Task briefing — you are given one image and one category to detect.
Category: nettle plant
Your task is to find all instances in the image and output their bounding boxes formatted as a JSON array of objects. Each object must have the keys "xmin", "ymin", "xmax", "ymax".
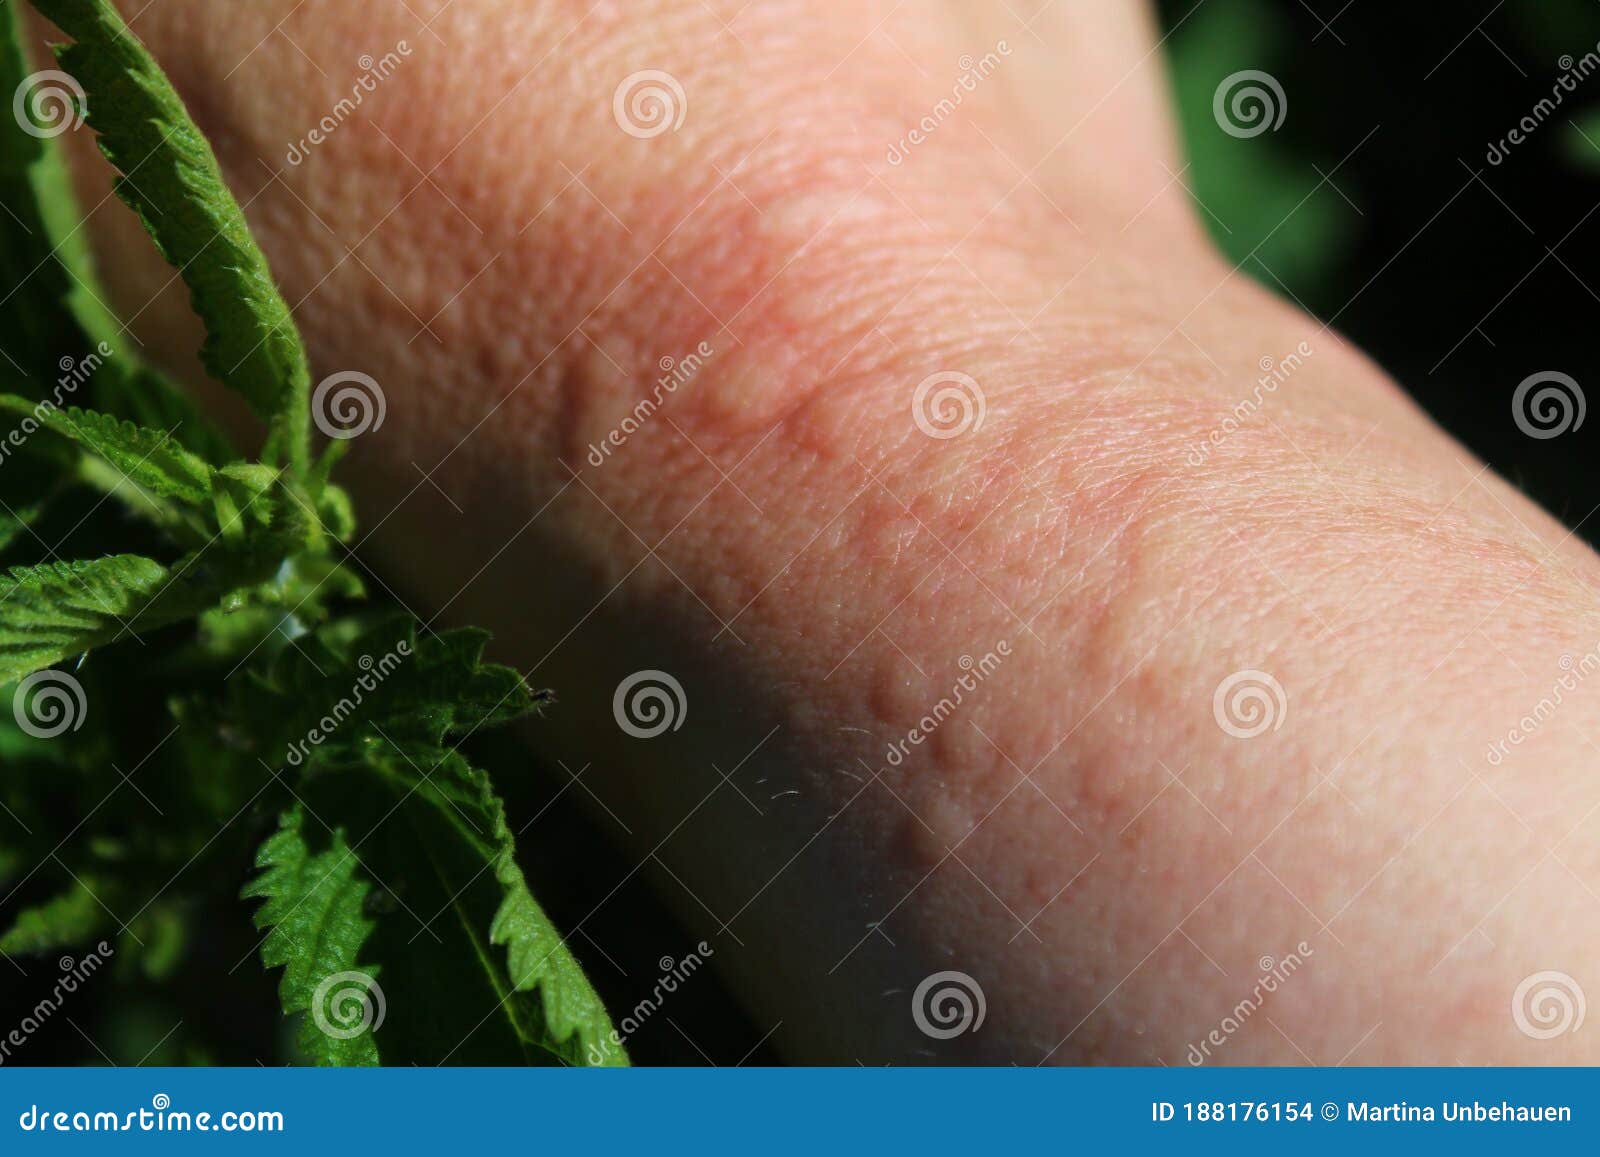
[{"xmin": 0, "ymin": 0, "xmax": 623, "ymax": 1065}]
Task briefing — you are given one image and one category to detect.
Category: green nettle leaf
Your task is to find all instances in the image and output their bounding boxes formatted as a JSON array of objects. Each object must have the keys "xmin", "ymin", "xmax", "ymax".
[
  {"xmin": 27, "ymin": 0, "xmax": 312, "ymax": 473},
  {"xmin": 0, "ymin": 554, "xmax": 169, "ymax": 681},
  {"xmin": 0, "ymin": 0, "xmax": 97, "ymax": 387},
  {"xmin": 360, "ymin": 739, "xmax": 626, "ymax": 1066},
  {"xmin": 0, "ymin": 1, "xmax": 235, "ymax": 464},
  {"xmin": 0, "ymin": 535, "xmax": 295, "ymax": 683},
  {"xmin": 0, "ymin": 872, "xmax": 109, "ymax": 953},
  {"xmin": 0, "ymin": 396, "xmax": 214, "ymax": 507},
  {"xmin": 216, "ymin": 621, "xmax": 622, "ymax": 1063},
  {"xmin": 204, "ymin": 620, "xmax": 506, "ymax": 765},
  {"xmin": 102, "ymin": 365, "xmax": 238, "ymax": 467},
  {"xmin": 0, "ymin": 0, "xmax": 626, "ymax": 1067},
  {"xmin": 242, "ymin": 806, "xmax": 382, "ymax": 1067}
]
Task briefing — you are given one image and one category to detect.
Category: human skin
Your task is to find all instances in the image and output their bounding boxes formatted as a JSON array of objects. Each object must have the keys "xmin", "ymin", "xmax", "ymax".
[{"xmin": 49, "ymin": 0, "xmax": 1600, "ymax": 1063}]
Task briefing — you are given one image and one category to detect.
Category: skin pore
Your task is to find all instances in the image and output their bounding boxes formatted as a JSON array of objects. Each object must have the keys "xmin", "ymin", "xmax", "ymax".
[{"xmin": 52, "ymin": 0, "xmax": 1600, "ymax": 1063}]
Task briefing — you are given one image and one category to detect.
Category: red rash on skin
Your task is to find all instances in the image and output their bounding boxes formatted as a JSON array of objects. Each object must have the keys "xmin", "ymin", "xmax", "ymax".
[{"xmin": 43, "ymin": 0, "xmax": 1600, "ymax": 1064}]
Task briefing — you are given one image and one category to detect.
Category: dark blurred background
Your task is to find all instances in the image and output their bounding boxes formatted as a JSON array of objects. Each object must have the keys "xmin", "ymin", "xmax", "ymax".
[{"xmin": 1159, "ymin": 0, "xmax": 1600, "ymax": 530}]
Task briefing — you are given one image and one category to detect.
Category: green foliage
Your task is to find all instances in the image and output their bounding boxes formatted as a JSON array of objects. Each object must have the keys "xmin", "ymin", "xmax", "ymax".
[
  {"xmin": 212, "ymin": 620, "xmax": 621, "ymax": 1065},
  {"xmin": 27, "ymin": 0, "xmax": 310, "ymax": 473},
  {"xmin": 0, "ymin": 398, "xmax": 214, "ymax": 507},
  {"xmin": 0, "ymin": 554, "xmax": 170, "ymax": 683},
  {"xmin": 0, "ymin": 873, "xmax": 106, "ymax": 953},
  {"xmin": 0, "ymin": 0, "xmax": 98, "ymax": 388},
  {"xmin": 242, "ymin": 808, "xmax": 380, "ymax": 1067},
  {"xmin": 0, "ymin": 0, "xmax": 623, "ymax": 1065},
  {"xmin": 0, "ymin": 1, "xmax": 232, "ymax": 464},
  {"xmin": 1164, "ymin": 0, "xmax": 1351, "ymax": 288}
]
